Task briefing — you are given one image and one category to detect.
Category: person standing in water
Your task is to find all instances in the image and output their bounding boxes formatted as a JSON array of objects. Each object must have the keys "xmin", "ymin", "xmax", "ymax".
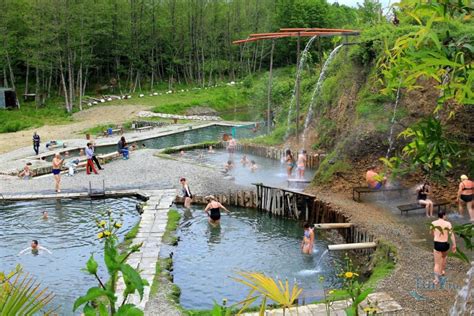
[
  {"xmin": 457, "ymin": 174, "xmax": 473, "ymax": 221},
  {"xmin": 204, "ymin": 195, "xmax": 230, "ymax": 226},
  {"xmin": 417, "ymin": 181, "xmax": 434, "ymax": 217},
  {"xmin": 297, "ymin": 150, "xmax": 307, "ymax": 179},
  {"xmin": 180, "ymin": 178, "xmax": 192, "ymax": 208},
  {"xmin": 227, "ymin": 136, "xmax": 236, "ymax": 158},
  {"xmin": 301, "ymin": 223, "xmax": 315, "ymax": 254},
  {"xmin": 18, "ymin": 240, "xmax": 52, "ymax": 255},
  {"xmin": 285, "ymin": 149, "xmax": 295, "ymax": 178},
  {"xmin": 33, "ymin": 132, "xmax": 41, "ymax": 155},
  {"xmin": 430, "ymin": 210, "xmax": 456, "ymax": 285},
  {"xmin": 52, "ymin": 153, "xmax": 64, "ymax": 193}
]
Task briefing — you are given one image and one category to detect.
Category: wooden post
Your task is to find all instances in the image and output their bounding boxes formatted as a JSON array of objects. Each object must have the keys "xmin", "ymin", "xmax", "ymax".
[
  {"xmin": 295, "ymin": 33, "xmax": 301, "ymax": 143},
  {"xmin": 267, "ymin": 40, "xmax": 275, "ymax": 134}
]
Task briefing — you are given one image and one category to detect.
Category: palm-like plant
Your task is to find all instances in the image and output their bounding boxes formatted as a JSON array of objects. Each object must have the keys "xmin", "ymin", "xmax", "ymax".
[
  {"xmin": 0, "ymin": 265, "xmax": 56, "ymax": 316},
  {"xmin": 232, "ymin": 271, "xmax": 302, "ymax": 315}
]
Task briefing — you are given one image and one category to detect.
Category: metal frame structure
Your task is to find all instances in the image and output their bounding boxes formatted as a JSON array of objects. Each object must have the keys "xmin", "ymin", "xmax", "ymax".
[{"xmin": 233, "ymin": 28, "xmax": 360, "ymax": 139}]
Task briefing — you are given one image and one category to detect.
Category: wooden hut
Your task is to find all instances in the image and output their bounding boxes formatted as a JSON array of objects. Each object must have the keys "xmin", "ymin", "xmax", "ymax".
[{"xmin": 0, "ymin": 88, "xmax": 19, "ymax": 109}]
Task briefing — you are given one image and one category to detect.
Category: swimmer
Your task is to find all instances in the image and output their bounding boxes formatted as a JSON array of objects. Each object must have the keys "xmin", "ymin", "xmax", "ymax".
[
  {"xmin": 42, "ymin": 211, "xmax": 48, "ymax": 220},
  {"xmin": 180, "ymin": 150, "xmax": 185, "ymax": 157},
  {"xmin": 250, "ymin": 160, "xmax": 258, "ymax": 172},
  {"xmin": 180, "ymin": 178, "xmax": 193, "ymax": 208},
  {"xmin": 52, "ymin": 153, "xmax": 64, "ymax": 193},
  {"xmin": 417, "ymin": 181, "xmax": 434, "ymax": 217},
  {"xmin": 366, "ymin": 165, "xmax": 386, "ymax": 189},
  {"xmin": 208, "ymin": 145, "xmax": 215, "ymax": 153},
  {"xmin": 204, "ymin": 195, "xmax": 230, "ymax": 226},
  {"xmin": 285, "ymin": 149, "xmax": 295, "ymax": 178},
  {"xmin": 457, "ymin": 175, "xmax": 474, "ymax": 221},
  {"xmin": 240, "ymin": 155, "xmax": 249, "ymax": 166},
  {"xmin": 19, "ymin": 162, "xmax": 33, "ymax": 180},
  {"xmin": 430, "ymin": 210, "xmax": 456, "ymax": 285},
  {"xmin": 18, "ymin": 240, "xmax": 52, "ymax": 255},
  {"xmin": 224, "ymin": 160, "xmax": 234, "ymax": 172},
  {"xmin": 300, "ymin": 223, "xmax": 314, "ymax": 254},
  {"xmin": 297, "ymin": 150, "xmax": 307, "ymax": 179}
]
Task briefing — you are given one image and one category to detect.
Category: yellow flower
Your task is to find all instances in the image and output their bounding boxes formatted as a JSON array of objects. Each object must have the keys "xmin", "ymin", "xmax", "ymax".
[
  {"xmin": 328, "ymin": 290, "xmax": 335, "ymax": 295},
  {"xmin": 104, "ymin": 230, "xmax": 111, "ymax": 237},
  {"xmin": 344, "ymin": 272, "xmax": 359, "ymax": 279},
  {"xmin": 114, "ymin": 222, "xmax": 122, "ymax": 229},
  {"xmin": 364, "ymin": 307, "xmax": 377, "ymax": 313},
  {"xmin": 98, "ymin": 220, "xmax": 106, "ymax": 228},
  {"xmin": 97, "ymin": 232, "xmax": 104, "ymax": 239}
]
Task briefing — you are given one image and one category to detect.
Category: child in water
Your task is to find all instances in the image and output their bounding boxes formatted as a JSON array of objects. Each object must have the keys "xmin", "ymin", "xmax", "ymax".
[
  {"xmin": 250, "ymin": 160, "xmax": 258, "ymax": 172},
  {"xmin": 301, "ymin": 223, "xmax": 314, "ymax": 254}
]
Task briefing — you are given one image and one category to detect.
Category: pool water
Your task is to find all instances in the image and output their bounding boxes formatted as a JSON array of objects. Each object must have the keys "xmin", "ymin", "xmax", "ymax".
[
  {"xmin": 0, "ymin": 198, "xmax": 140, "ymax": 315},
  {"xmin": 175, "ymin": 149, "xmax": 315, "ymax": 188},
  {"xmin": 172, "ymin": 206, "xmax": 341, "ymax": 310}
]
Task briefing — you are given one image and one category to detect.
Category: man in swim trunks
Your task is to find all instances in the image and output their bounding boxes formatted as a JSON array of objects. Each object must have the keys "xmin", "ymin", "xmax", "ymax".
[
  {"xmin": 430, "ymin": 210, "xmax": 456, "ymax": 285},
  {"xmin": 366, "ymin": 165, "xmax": 386, "ymax": 189},
  {"xmin": 204, "ymin": 195, "xmax": 230, "ymax": 226},
  {"xmin": 297, "ymin": 150, "xmax": 307, "ymax": 179},
  {"xmin": 52, "ymin": 153, "xmax": 64, "ymax": 193},
  {"xmin": 457, "ymin": 174, "xmax": 474, "ymax": 221}
]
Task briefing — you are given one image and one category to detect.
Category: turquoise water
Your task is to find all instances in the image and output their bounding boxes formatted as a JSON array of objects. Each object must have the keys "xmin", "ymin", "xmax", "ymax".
[
  {"xmin": 0, "ymin": 198, "xmax": 140, "ymax": 315},
  {"xmin": 172, "ymin": 206, "xmax": 341, "ymax": 310}
]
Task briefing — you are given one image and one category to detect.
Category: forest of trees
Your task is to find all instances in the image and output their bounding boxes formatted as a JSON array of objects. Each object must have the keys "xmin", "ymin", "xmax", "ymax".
[{"xmin": 0, "ymin": 0, "xmax": 374, "ymax": 112}]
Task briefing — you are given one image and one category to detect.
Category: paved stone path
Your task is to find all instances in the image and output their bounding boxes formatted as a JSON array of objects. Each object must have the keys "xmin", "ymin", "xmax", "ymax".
[{"xmin": 116, "ymin": 189, "xmax": 176, "ymax": 309}]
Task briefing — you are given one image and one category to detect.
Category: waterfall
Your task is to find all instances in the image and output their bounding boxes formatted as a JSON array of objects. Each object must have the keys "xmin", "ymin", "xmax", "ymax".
[
  {"xmin": 450, "ymin": 261, "xmax": 474, "ymax": 316},
  {"xmin": 285, "ymin": 35, "xmax": 319, "ymax": 139},
  {"xmin": 301, "ymin": 44, "xmax": 343, "ymax": 145},
  {"xmin": 385, "ymin": 81, "xmax": 402, "ymax": 158},
  {"xmin": 315, "ymin": 249, "xmax": 329, "ymax": 267}
]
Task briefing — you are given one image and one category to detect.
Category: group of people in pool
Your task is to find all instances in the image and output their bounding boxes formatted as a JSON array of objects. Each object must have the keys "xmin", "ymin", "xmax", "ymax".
[
  {"xmin": 18, "ymin": 211, "xmax": 52, "ymax": 256},
  {"xmin": 366, "ymin": 165, "xmax": 474, "ymax": 221},
  {"xmin": 285, "ymin": 149, "xmax": 307, "ymax": 179}
]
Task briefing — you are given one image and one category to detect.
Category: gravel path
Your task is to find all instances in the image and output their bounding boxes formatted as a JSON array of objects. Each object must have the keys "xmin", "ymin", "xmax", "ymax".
[
  {"xmin": 305, "ymin": 187, "xmax": 469, "ymax": 315},
  {"xmin": 0, "ymin": 149, "xmax": 248, "ymax": 196}
]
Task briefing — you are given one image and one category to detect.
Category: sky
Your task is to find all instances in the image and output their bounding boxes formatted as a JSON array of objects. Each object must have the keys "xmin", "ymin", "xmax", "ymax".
[{"xmin": 328, "ymin": 0, "xmax": 393, "ymax": 9}]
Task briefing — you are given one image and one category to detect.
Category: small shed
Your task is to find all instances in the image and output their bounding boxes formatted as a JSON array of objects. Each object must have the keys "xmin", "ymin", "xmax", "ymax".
[{"xmin": 0, "ymin": 88, "xmax": 19, "ymax": 109}]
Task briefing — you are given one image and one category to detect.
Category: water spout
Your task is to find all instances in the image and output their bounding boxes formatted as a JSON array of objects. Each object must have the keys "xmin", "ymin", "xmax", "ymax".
[
  {"xmin": 315, "ymin": 249, "xmax": 329, "ymax": 267},
  {"xmin": 450, "ymin": 261, "xmax": 474, "ymax": 316},
  {"xmin": 301, "ymin": 44, "xmax": 344, "ymax": 145},
  {"xmin": 385, "ymin": 81, "xmax": 402, "ymax": 158},
  {"xmin": 285, "ymin": 35, "xmax": 320, "ymax": 139}
]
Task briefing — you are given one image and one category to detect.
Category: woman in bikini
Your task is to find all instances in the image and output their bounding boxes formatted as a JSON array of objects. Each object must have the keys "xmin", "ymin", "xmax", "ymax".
[
  {"xmin": 204, "ymin": 195, "xmax": 230, "ymax": 226},
  {"xmin": 417, "ymin": 181, "xmax": 434, "ymax": 217},
  {"xmin": 457, "ymin": 174, "xmax": 474, "ymax": 221},
  {"xmin": 297, "ymin": 150, "xmax": 307, "ymax": 179},
  {"xmin": 430, "ymin": 210, "xmax": 456, "ymax": 285},
  {"xmin": 285, "ymin": 149, "xmax": 295, "ymax": 178},
  {"xmin": 301, "ymin": 223, "xmax": 315, "ymax": 254}
]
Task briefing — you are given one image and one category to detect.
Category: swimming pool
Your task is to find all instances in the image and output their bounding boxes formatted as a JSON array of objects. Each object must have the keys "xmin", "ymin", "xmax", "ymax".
[
  {"xmin": 0, "ymin": 197, "xmax": 140, "ymax": 315},
  {"xmin": 171, "ymin": 206, "xmax": 341, "ymax": 310},
  {"xmin": 174, "ymin": 149, "xmax": 315, "ymax": 188}
]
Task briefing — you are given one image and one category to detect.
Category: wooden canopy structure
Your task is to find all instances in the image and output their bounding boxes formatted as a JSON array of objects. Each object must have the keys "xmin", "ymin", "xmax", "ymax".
[
  {"xmin": 233, "ymin": 28, "xmax": 360, "ymax": 138},
  {"xmin": 232, "ymin": 28, "xmax": 360, "ymax": 44}
]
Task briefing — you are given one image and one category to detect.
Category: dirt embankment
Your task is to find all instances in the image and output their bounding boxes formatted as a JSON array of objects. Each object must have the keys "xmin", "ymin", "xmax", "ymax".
[{"xmin": 0, "ymin": 104, "xmax": 150, "ymax": 154}]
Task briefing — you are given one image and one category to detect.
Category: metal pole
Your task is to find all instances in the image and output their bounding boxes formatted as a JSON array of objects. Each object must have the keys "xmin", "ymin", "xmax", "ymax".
[
  {"xmin": 295, "ymin": 33, "xmax": 301, "ymax": 143},
  {"xmin": 267, "ymin": 40, "xmax": 275, "ymax": 134}
]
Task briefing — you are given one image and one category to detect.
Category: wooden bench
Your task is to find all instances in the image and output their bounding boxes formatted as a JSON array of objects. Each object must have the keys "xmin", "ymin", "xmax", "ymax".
[
  {"xmin": 97, "ymin": 152, "xmax": 120, "ymax": 163},
  {"xmin": 135, "ymin": 126, "xmax": 153, "ymax": 132},
  {"xmin": 352, "ymin": 186, "xmax": 405, "ymax": 202},
  {"xmin": 397, "ymin": 200, "xmax": 450, "ymax": 215}
]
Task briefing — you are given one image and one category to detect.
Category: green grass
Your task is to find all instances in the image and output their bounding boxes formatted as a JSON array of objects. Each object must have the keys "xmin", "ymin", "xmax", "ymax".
[
  {"xmin": 117, "ymin": 222, "xmax": 140, "ymax": 252},
  {"xmin": 364, "ymin": 241, "xmax": 397, "ymax": 289},
  {"xmin": 314, "ymin": 149, "xmax": 351, "ymax": 184},
  {"xmin": 163, "ymin": 209, "xmax": 181, "ymax": 245}
]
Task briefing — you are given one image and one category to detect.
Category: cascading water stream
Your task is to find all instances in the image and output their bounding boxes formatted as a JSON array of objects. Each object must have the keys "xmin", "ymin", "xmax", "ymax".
[
  {"xmin": 450, "ymin": 261, "xmax": 474, "ymax": 316},
  {"xmin": 285, "ymin": 35, "xmax": 319, "ymax": 139},
  {"xmin": 315, "ymin": 249, "xmax": 329, "ymax": 267},
  {"xmin": 385, "ymin": 81, "xmax": 402, "ymax": 158},
  {"xmin": 301, "ymin": 44, "xmax": 344, "ymax": 145}
]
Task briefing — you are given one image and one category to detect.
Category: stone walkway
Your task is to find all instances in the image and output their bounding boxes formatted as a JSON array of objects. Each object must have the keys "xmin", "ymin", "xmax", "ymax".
[
  {"xmin": 243, "ymin": 292, "xmax": 403, "ymax": 316},
  {"xmin": 116, "ymin": 189, "xmax": 176, "ymax": 309}
]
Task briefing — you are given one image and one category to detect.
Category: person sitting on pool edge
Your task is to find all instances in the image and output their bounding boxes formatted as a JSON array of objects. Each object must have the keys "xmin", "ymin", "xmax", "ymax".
[
  {"xmin": 204, "ymin": 195, "xmax": 230, "ymax": 226},
  {"xmin": 301, "ymin": 223, "xmax": 314, "ymax": 254},
  {"xmin": 417, "ymin": 181, "xmax": 434, "ymax": 217},
  {"xmin": 366, "ymin": 165, "xmax": 387, "ymax": 189},
  {"xmin": 18, "ymin": 240, "xmax": 52, "ymax": 256}
]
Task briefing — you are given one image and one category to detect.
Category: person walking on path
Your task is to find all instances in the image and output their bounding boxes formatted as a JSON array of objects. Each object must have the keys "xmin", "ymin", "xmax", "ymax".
[
  {"xmin": 86, "ymin": 134, "xmax": 103, "ymax": 170},
  {"xmin": 52, "ymin": 153, "xmax": 64, "ymax": 193},
  {"xmin": 457, "ymin": 174, "xmax": 473, "ymax": 221},
  {"xmin": 204, "ymin": 195, "xmax": 230, "ymax": 226},
  {"xmin": 85, "ymin": 143, "xmax": 99, "ymax": 175},
  {"xmin": 430, "ymin": 210, "xmax": 456, "ymax": 285},
  {"xmin": 180, "ymin": 178, "xmax": 192, "ymax": 208},
  {"xmin": 33, "ymin": 132, "xmax": 40, "ymax": 155},
  {"xmin": 417, "ymin": 181, "xmax": 434, "ymax": 217}
]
